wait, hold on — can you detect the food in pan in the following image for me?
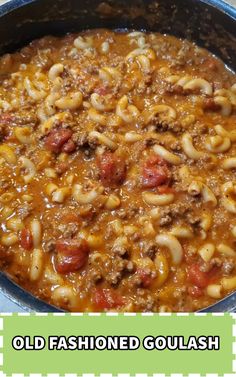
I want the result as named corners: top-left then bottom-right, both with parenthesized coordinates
top-left (0, 29), bottom-right (235, 311)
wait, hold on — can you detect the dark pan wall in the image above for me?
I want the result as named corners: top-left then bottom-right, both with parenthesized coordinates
top-left (0, 0), bottom-right (235, 68)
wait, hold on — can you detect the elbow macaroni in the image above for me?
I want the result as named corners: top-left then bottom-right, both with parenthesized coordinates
top-left (156, 234), bottom-right (183, 265)
top-left (182, 133), bottom-right (205, 160)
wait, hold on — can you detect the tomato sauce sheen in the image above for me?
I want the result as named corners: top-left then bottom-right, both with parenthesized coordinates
top-left (0, 29), bottom-right (235, 312)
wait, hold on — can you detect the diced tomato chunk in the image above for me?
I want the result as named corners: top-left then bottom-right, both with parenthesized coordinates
top-left (93, 288), bottom-right (124, 310)
top-left (142, 155), bottom-right (170, 188)
top-left (187, 264), bottom-right (209, 288)
top-left (19, 228), bottom-right (33, 251)
top-left (55, 238), bottom-right (90, 274)
top-left (188, 285), bottom-right (203, 298)
top-left (61, 139), bottom-right (76, 153)
top-left (137, 268), bottom-right (154, 288)
top-left (45, 128), bottom-right (73, 153)
top-left (96, 152), bottom-right (126, 186)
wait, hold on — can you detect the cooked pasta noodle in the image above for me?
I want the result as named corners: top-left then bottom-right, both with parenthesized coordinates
top-left (89, 131), bottom-right (117, 150)
top-left (156, 234), bottom-right (183, 265)
top-left (72, 184), bottom-right (104, 204)
top-left (24, 77), bottom-right (47, 101)
top-left (205, 135), bottom-right (231, 153)
top-left (125, 48), bottom-right (155, 61)
top-left (142, 104), bottom-right (176, 124)
top-left (14, 127), bottom-right (34, 144)
top-left (206, 284), bottom-right (222, 299)
top-left (198, 243), bottom-right (215, 262)
top-left (153, 144), bottom-right (181, 165)
top-left (213, 96), bottom-right (232, 116)
top-left (74, 36), bottom-right (93, 50)
top-left (221, 182), bottom-right (236, 213)
top-left (142, 192), bottom-right (174, 206)
top-left (116, 95), bottom-right (140, 123)
top-left (51, 286), bottom-right (77, 309)
top-left (19, 157), bottom-right (36, 183)
top-left (91, 93), bottom-right (114, 112)
top-left (221, 277), bottom-right (236, 291)
top-left (182, 133), bottom-right (205, 160)
top-left (99, 67), bottom-right (121, 83)
top-left (188, 181), bottom-right (217, 206)
top-left (30, 248), bottom-right (44, 281)
top-left (170, 225), bottom-right (193, 239)
top-left (30, 219), bottom-right (42, 249)
top-left (216, 244), bottom-right (236, 257)
top-left (183, 78), bottom-right (213, 95)
top-left (55, 92), bottom-right (83, 110)
top-left (0, 144), bottom-right (16, 164)
top-left (222, 157), bottom-right (236, 170)
top-left (215, 124), bottom-right (236, 142)
top-left (88, 108), bottom-right (107, 125)
top-left (1, 233), bottom-right (18, 246)
top-left (48, 63), bottom-right (64, 81)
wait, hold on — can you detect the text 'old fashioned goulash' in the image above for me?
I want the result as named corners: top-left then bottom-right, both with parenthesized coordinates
top-left (0, 29), bottom-right (235, 311)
